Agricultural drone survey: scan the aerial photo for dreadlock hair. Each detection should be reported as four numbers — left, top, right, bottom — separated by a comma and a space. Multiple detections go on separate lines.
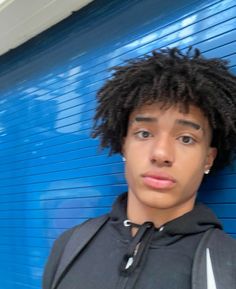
92, 47, 236, 171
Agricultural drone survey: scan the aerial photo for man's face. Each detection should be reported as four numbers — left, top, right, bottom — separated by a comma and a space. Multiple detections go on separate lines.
122, 103, 217, 220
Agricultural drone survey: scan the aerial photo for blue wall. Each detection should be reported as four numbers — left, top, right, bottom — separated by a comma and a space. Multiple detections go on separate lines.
0, 0, 235, 288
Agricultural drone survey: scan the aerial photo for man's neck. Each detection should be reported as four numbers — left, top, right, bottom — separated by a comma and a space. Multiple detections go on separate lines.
127, 192, 195, 229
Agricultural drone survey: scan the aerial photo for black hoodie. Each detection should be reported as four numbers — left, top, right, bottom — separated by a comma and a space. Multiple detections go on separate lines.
54, 193, 222, 289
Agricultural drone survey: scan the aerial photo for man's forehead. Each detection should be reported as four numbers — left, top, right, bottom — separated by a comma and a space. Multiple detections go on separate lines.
129, 103, 208, 131
130, 103, 205, 119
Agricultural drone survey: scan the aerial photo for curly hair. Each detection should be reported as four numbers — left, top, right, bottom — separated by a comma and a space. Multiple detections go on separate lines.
92, 47, 236, 171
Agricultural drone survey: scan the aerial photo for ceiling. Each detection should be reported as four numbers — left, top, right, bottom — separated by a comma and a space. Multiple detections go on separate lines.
0, 0, 94, 56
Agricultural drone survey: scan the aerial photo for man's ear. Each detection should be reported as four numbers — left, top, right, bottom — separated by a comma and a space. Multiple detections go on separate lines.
205, 147, 217, 171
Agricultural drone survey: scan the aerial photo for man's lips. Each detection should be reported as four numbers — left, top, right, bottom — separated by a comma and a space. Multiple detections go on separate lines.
142, 172, 176, 190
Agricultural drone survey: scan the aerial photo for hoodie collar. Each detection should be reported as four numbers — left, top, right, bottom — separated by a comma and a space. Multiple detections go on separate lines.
109, 192, 222, 237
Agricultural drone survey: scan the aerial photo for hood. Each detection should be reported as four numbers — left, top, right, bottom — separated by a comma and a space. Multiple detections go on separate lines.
109, 192, 222, 238
109, 193, 223, 277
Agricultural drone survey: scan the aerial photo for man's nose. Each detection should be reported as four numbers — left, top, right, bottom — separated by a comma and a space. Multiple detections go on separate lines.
150, 135, 174, 167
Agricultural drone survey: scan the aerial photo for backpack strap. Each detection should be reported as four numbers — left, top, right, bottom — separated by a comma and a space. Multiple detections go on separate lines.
192, 229, 214, 289
52, 214, 109, 289
192, 229, 236, 289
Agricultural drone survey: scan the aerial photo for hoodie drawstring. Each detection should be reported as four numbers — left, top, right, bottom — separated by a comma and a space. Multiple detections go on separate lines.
120, 221, 155, 275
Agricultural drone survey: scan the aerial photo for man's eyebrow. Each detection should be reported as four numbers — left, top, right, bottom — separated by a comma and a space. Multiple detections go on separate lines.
132, 116, 202, 131
175, 119, 202, 130
134, 116, 158, 123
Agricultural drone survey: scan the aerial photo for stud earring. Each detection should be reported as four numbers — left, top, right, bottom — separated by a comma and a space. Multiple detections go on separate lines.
122, 157, 126, 162
204, 169, 210, 175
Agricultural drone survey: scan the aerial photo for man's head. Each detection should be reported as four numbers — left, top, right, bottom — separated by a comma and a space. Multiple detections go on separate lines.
93, 47, 236, 172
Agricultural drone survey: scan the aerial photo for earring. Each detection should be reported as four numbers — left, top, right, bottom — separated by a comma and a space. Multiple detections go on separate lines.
122, 157, 126, 162
204, 169, 210, 175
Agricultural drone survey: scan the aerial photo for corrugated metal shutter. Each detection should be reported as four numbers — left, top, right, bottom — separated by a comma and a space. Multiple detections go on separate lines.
0, 0, 235, 288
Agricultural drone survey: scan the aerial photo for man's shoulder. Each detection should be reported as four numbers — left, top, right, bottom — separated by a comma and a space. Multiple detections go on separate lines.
57, 214, 109, 245
208, 228, 236, 260
212, 229, 236, 246
71, 214, 109, 234
192, 229, 236, 289
43, 214, 109, 289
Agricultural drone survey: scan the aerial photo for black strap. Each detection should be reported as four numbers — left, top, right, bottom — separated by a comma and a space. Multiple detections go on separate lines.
52, 214, 109, 289
191, 229, 214, 289
192, 228, 236, 289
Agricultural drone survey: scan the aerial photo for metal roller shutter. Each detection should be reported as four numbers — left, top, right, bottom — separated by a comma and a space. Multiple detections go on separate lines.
0, 0, 235, 288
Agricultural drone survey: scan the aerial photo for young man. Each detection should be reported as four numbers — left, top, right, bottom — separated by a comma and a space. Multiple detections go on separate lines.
43, 48, 236, 289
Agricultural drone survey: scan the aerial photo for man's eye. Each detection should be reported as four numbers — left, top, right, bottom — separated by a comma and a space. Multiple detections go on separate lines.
179, 136, 195, 144
135, 130, 152, 139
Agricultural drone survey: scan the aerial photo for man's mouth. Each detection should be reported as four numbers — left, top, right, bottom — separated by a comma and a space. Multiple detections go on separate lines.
142, 172, 176, 190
